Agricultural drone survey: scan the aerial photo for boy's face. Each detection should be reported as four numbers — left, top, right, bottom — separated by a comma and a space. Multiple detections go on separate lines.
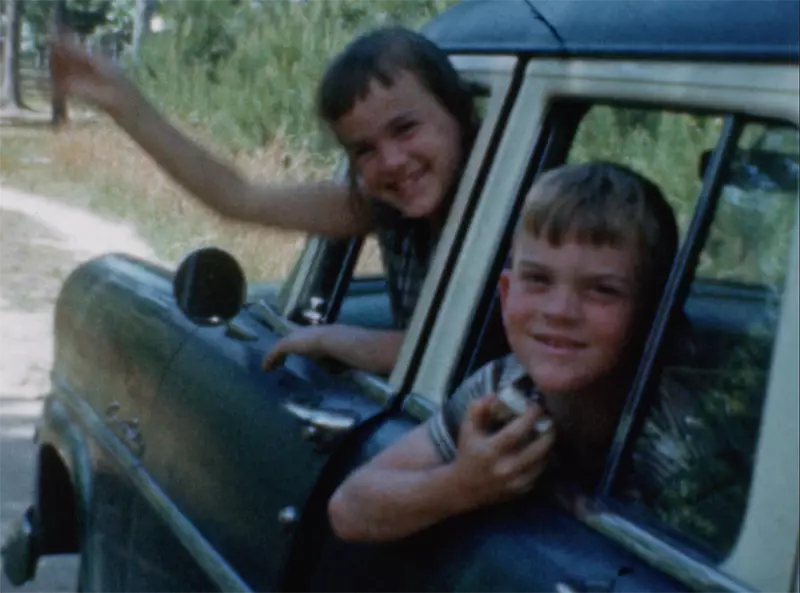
499, 231, 639, 396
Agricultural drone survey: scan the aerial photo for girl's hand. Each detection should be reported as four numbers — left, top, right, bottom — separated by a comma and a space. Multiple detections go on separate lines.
51, 33, 138, 116
261, 325, 330, 371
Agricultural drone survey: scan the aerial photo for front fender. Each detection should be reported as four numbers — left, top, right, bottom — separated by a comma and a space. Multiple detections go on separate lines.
36, 393, 94, 553
3, 393, 94, 586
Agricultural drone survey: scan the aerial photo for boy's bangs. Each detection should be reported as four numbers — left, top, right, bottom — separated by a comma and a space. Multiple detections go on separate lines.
522, 181, 641, 249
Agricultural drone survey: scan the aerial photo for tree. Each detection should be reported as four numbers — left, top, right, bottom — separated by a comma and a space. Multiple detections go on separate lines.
51, 0, 68, 127
1, 0, 24, 110
130, 0, 155, 63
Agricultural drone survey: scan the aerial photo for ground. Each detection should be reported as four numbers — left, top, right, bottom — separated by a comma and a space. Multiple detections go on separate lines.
0, 185, 160, 591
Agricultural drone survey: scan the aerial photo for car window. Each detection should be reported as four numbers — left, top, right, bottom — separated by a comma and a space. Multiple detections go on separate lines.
353, 236, 384, 276
615, 122, 799, 558
568, 105, 724, 239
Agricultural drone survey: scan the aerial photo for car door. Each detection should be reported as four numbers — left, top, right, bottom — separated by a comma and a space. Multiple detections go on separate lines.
49, 256, 198, 592
122, 56, 520, 592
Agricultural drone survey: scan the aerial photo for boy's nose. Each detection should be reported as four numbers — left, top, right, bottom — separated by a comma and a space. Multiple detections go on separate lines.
541, 286, 581, 321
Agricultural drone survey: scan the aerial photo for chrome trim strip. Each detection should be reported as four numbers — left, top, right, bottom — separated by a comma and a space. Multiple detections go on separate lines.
52, 378, 252, 593
346, 370, 394, 407
583, 511, 753, 592
281, 237, 324, 317
250, 299, 298, 335
401, 393, 437, 422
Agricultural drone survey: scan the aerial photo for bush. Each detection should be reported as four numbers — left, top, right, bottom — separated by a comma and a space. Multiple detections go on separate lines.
133, 0, 455, 162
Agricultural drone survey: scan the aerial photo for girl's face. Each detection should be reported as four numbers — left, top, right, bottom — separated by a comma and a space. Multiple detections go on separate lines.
499, 232, 640, 397
332, 70, 464, 219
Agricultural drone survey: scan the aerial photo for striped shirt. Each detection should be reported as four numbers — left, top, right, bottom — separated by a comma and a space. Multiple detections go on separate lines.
427, 355, 750, 550
427, 354, 538, 463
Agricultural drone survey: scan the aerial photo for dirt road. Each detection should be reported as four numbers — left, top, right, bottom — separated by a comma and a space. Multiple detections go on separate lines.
0, 186, 159, 591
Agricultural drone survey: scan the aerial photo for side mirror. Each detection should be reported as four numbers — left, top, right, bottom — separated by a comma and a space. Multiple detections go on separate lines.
699, 148, 798, 193
173, 247, 246, 326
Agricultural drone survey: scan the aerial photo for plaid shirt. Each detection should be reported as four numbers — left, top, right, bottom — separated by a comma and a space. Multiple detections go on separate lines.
372, 201, 441, 330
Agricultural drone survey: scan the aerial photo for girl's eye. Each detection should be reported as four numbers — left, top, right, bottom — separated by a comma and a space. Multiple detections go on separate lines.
353, 146, 374, 160
395, 120, 418, 137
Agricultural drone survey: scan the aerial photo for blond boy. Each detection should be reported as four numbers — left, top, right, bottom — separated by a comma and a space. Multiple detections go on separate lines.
328, 162, 679, 542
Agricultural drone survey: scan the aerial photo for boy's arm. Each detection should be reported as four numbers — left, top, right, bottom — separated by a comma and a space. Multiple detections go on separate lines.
328, 395, 555, 542
327, 424, 475, 542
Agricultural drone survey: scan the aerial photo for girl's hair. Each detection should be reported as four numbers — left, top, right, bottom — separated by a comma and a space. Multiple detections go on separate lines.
316, 26, 479, 210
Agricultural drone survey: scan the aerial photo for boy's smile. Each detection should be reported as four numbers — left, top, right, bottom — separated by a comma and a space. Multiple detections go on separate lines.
499, 233, 639, 397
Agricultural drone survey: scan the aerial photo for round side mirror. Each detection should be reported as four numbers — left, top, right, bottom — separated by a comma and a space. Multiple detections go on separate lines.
173, 247, 246, 326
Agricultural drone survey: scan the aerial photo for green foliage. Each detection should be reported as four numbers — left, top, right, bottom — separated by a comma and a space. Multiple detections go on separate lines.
644, 338, 772, 554
20, 1, 52, 51
22, 0, 133, 50
568, 105, 724, 237
94, 0, 135, 40
133, 0, 456, 158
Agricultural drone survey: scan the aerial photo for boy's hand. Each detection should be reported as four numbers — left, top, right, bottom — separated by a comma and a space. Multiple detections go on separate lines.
452, 394, 555, 507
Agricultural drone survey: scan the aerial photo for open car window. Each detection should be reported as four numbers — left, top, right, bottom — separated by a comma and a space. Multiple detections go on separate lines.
611, 122, 799, 560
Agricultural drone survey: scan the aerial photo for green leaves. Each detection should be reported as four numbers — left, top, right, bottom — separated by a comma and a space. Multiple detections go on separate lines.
133, 0, 457, 154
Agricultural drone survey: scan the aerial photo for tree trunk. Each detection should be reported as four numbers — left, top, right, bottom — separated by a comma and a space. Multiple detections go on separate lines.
1, 0, 24, 110
131, 0, 150, 64
50, 0, 68, 128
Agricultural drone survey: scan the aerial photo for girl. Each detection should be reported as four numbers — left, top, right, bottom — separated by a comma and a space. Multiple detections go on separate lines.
52, 26, 480, 375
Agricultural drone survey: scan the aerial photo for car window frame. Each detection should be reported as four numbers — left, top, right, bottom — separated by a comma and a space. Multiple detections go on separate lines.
597, 116, 799, 544
407, 56, 799, 591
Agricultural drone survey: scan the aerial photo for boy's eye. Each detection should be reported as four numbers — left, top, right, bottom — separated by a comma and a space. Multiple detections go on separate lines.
523, 272, 550, 286
591, 284, 623, 297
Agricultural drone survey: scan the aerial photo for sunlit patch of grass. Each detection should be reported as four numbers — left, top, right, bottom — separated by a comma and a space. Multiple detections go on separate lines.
0, 117, 328, 281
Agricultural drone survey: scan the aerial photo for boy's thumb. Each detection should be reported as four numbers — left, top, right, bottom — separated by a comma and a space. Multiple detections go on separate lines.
467, 393, 496, 430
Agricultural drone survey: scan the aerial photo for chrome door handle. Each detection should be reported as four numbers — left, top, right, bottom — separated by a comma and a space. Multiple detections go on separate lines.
117, 418, 145, 457
283, 401, 357, 433
105, 401, 121, 418
283, 400, 357, 450
103, 402, 145, 457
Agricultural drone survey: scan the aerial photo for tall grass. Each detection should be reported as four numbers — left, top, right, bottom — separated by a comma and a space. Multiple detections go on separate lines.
134, 0, 455, 157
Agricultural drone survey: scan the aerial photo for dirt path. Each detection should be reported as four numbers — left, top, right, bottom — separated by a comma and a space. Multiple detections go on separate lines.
0, 185, 161, 591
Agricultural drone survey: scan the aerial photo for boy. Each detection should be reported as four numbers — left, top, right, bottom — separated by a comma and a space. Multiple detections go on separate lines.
328, 161, 679, 542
